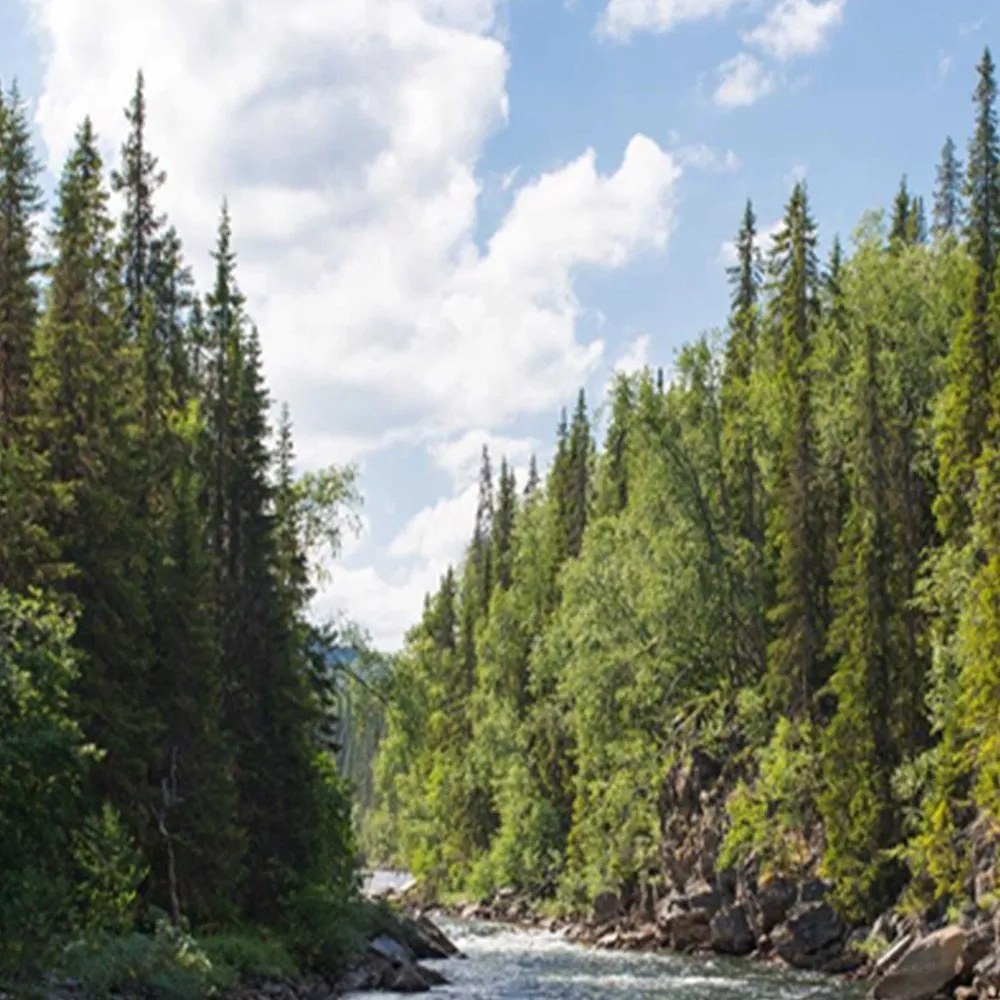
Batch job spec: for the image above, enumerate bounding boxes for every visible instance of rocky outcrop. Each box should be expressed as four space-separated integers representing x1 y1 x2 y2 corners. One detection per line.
710 903 755 955
871 926 966 1000
332 911 457 995
773 901 848 970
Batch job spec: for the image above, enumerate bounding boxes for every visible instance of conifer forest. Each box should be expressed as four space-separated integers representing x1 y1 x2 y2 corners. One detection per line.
3 33 1000 1000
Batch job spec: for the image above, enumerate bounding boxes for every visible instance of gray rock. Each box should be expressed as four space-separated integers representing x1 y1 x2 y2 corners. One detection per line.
659 906 713 951
593 890 622 924
753 876 797 933
799 878 832 903
684 878 723 915
370 934 416 966
710 903 756 956
871 925 966 1000
973 950 1000 995
773 901 846 969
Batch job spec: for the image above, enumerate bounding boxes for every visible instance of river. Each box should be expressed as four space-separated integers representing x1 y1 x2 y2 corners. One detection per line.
346 917 867 999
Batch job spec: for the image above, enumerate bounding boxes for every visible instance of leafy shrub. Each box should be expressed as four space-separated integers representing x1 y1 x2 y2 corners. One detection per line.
62 920 230 999
198 932 297 978
72 803 148 935
719 717 819 877
0 591 90 976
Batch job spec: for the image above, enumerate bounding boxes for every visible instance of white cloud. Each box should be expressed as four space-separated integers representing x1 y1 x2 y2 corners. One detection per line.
613 335 652 375
937 52 954 84
29 1 679 456
744 0 846 60
26 0 683 648
598 0 750 41
714 52 778 107
677 143 742 173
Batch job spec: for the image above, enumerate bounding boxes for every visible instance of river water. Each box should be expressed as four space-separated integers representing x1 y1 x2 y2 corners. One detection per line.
347 917 867 999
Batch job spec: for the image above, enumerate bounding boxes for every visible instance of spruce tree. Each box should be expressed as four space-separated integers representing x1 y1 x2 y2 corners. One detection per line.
493 458 517 592
594 374 634 518
0 81 43 431
112 71 165 343
933 136 964 238
30 118 156 829
889 177 913 247
935 50 1000 541
722 199 764 546
819 320 899 918
764 183 827 718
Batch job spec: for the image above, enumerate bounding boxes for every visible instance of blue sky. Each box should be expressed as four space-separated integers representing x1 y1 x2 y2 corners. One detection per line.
1 0 993 647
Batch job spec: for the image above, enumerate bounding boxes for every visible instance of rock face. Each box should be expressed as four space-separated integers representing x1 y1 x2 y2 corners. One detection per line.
871 926 966 1000
772 901 846 969
593 890 623 925
753 877 797 934
710 904 755 956
333 913 457 994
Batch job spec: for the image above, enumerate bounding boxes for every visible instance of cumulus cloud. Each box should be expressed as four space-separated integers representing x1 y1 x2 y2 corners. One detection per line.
26 0 684 648
598 0 750 41
714 53 778 107
744 0 846 60
676 143 742 173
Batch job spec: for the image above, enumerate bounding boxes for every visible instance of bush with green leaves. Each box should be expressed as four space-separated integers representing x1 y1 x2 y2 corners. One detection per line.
61 920 230 1000
0 591 90 976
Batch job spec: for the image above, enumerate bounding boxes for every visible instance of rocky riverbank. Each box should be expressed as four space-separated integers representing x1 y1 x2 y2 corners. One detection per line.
416 877 1000 1000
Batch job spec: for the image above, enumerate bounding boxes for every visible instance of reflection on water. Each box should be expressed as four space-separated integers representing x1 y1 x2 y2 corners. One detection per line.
346 917 866 999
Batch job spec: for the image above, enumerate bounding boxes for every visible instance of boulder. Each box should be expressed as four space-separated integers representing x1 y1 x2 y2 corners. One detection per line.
753 877 797 934
370 934 415 966
973 950 1000 996
710 903 756 956
593 890 622 925
871 925 966 1000
773 901 846 969
684 879 724 915
395 913 459 959
799 878 832 903
659 906 713 951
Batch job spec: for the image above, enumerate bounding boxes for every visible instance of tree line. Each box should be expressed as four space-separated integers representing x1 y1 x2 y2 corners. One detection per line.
368 49 1000 925
0 72 360 978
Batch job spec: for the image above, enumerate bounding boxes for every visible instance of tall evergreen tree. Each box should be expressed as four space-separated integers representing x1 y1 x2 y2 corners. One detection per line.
0 81 42 431
30 118 156 828
935 49 1000 541
763 183 827 718
933 135 964 238
112 71 165 343
493 458 517 592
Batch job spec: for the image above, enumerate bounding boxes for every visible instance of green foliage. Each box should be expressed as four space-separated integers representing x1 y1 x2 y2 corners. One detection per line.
720 718 819 878
0 74 361 981
0 591 89 975
198 933 297 978
72 804 148 935
62 921 226 1000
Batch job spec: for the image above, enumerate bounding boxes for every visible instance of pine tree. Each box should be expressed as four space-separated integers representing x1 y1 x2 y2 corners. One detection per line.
722 199 764 546
30 118 156 830
764 183 827 718
818 320 899 919
553 390 592 561
0 81 43 431
112 71 165 343
890 176 913 247
473 445 495 612
493 458 517 592
594 374 634 519
935 50 1000 541
933 136 964 238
